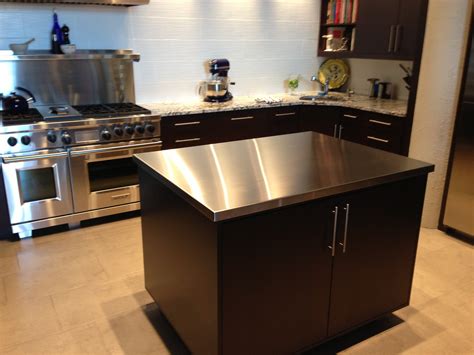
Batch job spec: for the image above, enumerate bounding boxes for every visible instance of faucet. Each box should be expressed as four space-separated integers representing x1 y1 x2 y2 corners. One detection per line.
311 75 329 96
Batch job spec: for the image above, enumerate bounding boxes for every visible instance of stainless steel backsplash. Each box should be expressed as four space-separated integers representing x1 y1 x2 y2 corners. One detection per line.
0 50 139 105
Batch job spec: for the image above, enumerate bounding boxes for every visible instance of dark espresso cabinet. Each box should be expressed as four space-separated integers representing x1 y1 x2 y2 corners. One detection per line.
161 106 405 154
299 106 340 137
327 178 426 336
354 0 427 59
140 166 429 355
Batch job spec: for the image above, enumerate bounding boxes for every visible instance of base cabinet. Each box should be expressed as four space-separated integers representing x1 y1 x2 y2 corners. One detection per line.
141 169 428 355
161 106 406 153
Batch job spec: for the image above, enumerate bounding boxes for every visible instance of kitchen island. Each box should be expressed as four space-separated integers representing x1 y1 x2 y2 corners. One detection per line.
134 132 434 355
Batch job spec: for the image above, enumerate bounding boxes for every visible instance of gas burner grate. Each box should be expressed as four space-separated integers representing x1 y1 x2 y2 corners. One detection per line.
72 103 151 118
0 109 44 126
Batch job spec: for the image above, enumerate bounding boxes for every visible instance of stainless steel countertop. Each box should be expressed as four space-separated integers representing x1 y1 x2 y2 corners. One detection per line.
134 132 434 222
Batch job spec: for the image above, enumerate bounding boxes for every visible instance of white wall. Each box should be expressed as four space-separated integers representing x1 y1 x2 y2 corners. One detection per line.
346 58 413 100
410 0 472 228
0 0 323 102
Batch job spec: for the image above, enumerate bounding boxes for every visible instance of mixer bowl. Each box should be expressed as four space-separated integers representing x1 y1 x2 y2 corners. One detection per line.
205 80 228 97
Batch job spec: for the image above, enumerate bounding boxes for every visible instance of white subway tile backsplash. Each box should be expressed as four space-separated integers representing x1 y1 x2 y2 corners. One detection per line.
0 0 321 102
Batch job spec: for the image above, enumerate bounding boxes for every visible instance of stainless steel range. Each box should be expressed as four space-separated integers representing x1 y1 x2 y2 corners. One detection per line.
0 51 161 238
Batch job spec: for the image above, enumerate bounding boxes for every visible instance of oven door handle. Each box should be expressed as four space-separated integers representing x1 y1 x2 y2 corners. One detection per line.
2 151 68 163
70 141 162 157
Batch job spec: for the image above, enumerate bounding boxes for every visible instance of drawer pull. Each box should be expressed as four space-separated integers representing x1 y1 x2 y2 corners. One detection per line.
368 136 389 143
231 116 254 121
343 114 358 119
175 138 201 143
275 112 296 117
112 193 131 200
174 121 201 127
369 119 392 126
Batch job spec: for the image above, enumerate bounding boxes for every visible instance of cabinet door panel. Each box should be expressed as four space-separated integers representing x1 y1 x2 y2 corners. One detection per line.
300 106 340 137
394 0 426 58
354 0 400 57
340 109 367 144
214 109 268 143
328 177 427 336
221 201 334 355
268 107 300 136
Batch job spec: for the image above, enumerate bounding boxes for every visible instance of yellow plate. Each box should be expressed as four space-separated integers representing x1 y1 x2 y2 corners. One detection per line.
318 59 350 90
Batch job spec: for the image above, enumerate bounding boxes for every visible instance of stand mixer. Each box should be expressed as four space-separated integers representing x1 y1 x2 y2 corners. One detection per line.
202 59 234 103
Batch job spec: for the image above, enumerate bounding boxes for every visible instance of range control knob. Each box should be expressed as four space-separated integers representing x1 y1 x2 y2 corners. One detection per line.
101 129 112 141
114 126 124 136
145 124 155 133
135 124 145 134
7 137 17 147
124 125 134 135
61 132 72 145
21 136 31 145
47 131 57 143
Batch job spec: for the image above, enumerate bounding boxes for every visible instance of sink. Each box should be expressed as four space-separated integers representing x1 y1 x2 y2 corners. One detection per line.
299 95 347 102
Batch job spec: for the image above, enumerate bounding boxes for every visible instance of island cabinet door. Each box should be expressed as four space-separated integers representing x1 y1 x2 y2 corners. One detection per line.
327 176 427 337
219 201 335 355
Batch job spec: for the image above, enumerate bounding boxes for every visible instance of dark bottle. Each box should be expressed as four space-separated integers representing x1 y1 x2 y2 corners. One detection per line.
61 24 70 45
51 11 63 54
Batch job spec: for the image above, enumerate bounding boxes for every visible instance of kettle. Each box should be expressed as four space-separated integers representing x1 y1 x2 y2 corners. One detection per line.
1 87 36 114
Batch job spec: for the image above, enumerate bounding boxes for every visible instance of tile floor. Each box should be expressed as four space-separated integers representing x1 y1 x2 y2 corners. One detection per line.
0 217 472 354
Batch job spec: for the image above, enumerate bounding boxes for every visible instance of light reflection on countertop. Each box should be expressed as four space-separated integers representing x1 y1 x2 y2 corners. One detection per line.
134 132 433 222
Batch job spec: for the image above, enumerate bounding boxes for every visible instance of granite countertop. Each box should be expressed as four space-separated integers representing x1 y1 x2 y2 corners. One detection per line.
135 132 433 221
141 92 408 118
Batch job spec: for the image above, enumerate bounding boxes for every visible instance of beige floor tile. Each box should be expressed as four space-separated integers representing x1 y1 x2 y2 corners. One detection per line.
96 309 169 355
0 256 19 278
3 255 107 301
1 322 110 355
51 285 105 330
0 220 472 354
0 295 61 350
0 278 6 305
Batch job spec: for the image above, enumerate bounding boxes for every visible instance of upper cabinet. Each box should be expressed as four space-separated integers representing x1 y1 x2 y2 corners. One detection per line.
318 0 428 60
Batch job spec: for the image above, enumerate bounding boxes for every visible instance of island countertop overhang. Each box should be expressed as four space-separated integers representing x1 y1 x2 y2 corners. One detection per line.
134 132 434 222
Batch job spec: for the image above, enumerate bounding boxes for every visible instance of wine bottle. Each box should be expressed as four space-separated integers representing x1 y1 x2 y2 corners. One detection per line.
51 10 63 54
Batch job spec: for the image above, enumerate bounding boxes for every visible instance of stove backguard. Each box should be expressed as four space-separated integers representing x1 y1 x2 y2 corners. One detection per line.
0 50 139 106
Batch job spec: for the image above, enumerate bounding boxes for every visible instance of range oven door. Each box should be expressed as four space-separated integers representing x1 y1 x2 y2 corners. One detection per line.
2 150 74 224
69 140 162 213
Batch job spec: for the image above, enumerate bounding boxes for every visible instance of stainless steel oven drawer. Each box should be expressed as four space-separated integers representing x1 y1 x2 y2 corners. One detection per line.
69 140 162 213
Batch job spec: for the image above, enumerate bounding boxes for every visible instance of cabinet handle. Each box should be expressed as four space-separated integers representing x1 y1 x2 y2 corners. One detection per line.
388 25 396 52
339 203 350 253
329 206 339 257
343 114 358 119
275 112 296 117
174 121 201 127
111 193 131 200
369 119 392 126
175 138 201 143
338 125 343 139
367 136 389 143
231 116 254 121
394 25 402 53
333 124 338 137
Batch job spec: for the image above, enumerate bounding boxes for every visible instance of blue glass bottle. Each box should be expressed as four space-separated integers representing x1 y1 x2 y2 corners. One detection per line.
51 10 63 54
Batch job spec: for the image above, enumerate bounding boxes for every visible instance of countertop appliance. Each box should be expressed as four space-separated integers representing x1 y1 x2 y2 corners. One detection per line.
441 29 474 239
0 50 161 239
203 59 234 103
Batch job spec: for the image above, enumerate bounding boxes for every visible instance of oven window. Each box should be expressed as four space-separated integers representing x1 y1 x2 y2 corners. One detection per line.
88 158 139 192
18 168 58 203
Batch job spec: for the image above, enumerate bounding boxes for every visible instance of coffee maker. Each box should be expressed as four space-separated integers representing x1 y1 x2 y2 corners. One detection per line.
203 59 234 102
